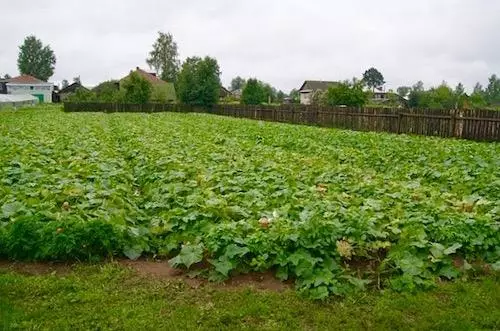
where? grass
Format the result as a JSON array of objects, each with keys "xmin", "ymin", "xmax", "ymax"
[{"xmin": 1, "ymin": 264, "xmax": 499, "ymax": 330}]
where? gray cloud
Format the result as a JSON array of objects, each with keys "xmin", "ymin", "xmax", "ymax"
[{"xmin": 1, "ymin": 0, "xmax": 499, "ymax": 92}]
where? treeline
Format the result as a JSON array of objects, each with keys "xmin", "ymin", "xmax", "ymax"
[
  {"xmin": 405, "ymin": 75, "xmax": 500, "ymax": 109},
  {"xmin": 13, "ymin": 32, "xmax": 499, "ymax": 110}
]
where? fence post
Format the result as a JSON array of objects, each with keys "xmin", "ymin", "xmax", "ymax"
[
  {"xmin": 397, "ymin": 112, "xmax": 403, "ymax": 134},
  {"xmin": 450, "ymin": 109, "xmax": 457, "ymax": 137}
]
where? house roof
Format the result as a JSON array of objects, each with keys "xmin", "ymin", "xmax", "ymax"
[
  {"xmin": 59, "ymin": 82, "xmax": 88, "ymax": 94},
  {"xmin": 299, "ymin": 80, "xmax": 338, "ymax": 92},
  {"xmin": 7, "ymin": 75, "xmax": 45, "ymax": 84},
  {"xmin": 220, "ymin": 86, "xmax": 231, "ymax": 97},
  {"xmin": 122, "ymin": 67, "xmax": 168, "ymax": 85}
]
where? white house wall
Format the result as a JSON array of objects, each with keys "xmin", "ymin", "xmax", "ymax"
[
  {"xmin": 300, "ymin": 92, "xmax": 312, "ymax": 105},
  {"xmin": 6, "ymin": 84, "xmax": 53, "ymax": 103}
]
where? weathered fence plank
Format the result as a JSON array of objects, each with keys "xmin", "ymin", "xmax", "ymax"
[{"xmin": 63, "ymin": 102, "xmax": 500, "ymax": 141}]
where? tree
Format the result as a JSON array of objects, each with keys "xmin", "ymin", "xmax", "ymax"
[
  {"xmin": 397, "ymin": 86, "xmax": 411, "ymax": 97},
  {"xmin": 61, "ymin": 79, "xmax": 69, "ymax": 89},
  {"xmin": 454, "ymin": 82, "xmax": 466, "ymax": 108},
  {"xmin": 121, "ymin": 71, "xmax": 152, "ymax": 104},
  {"xmin": 454, "ymin": 82, "xmax": 465, "ymax": 96},
  {"xmin": 409, "ymin": 82, "xmax": 456, "ymax": 109},
  {"xmin": 413, "ymin": 81, "xmax": 425, "ymax": 92},
  {"xmin": 73, "ymin": 76, "xmax": 81, "ymax": 84},
  {"xmin": 146, "ymin": 31, "xmax": 180, "ymax": 83},
  {"xmin": 362, "ymin": 68, "xmax": 385, "ymax": 91},
  {"xmin": 289, "ymin": 89, "xmax": 300, "ymax": 103},
  {"xmin": 230, "ymin": 76, "xmax": 246, "ymax": 91},
  {"xmin": 176, "ymin": 56, "xmax": 221, "ymax": 107},
  {"xmin": 17, "ymin": 35, "xmax": 56, "ymax": 81},
  {"xmin": 241, "ymin": 79, "xmax": 266, "ymax": 105},
  {"xmin": 473, "ymin": 82, "xmax": 484, "ymax": 94},
  {"xmin": 262, "ymin": 83, "xmax": 277, "ymax": 104},
  {"xmin": 485, "ymin": 74, "xmax": 500, "ymax": 105},
  {"xmin": 323, "ymin": 81, "xmax": 368, "ymax": 107},
  {"xmin": 276, "ymin": 90, "xmax": 286, "ymax": 103}
]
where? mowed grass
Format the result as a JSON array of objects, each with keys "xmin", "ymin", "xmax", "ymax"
[{"xmin": 0, "ymin": 264, "xmax": 499, "ymax": 331}]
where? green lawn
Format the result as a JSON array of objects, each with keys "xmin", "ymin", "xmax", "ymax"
[{"xmin": 1, "ymin": 263, "xmax": 499, "ymax": 331}]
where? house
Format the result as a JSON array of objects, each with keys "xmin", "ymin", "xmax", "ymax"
[
  {"xmin": 56, "ymin": 82, "xmax": 88, "ymax": 102},
  {"xmin": 370, "ymin": 88, "xmax": 408, "ymax": 107},
  {"xmin": 6, "ymin": 75, "xmax": 54, "ymax": 103},
  {"xmin": 231, "ymin": 88, "xmax": 243, "ymax": 99},
  {"xmin": 220, "ymin": 86, "xmax": 232, "ymax": 99},
  {"xmin": 298, "ymin": 80, "xmax": 338, "ymax": 105},
  {"xmin": 120, "ymin": 67, "xmax": 176, "ymax": 103}
]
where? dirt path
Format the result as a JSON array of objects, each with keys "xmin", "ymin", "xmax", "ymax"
[{"xmin": 0, "ymin": 259, "xmax": 292, "ymax": 292}]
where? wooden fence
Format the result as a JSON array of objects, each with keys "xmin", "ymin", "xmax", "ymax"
[{"xmin": 63, "ymin": 103, "xmax": 500, "ymax": 141}]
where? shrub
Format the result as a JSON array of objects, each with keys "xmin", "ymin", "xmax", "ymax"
[
  {"xmin": 241, "ymin": 79, "xmax": 266, "ymax": 105},
  {"xmin": 66, "ymin": 88, "xmax": 97, "ymax": 102},
  {"xmin": 323, "ymin": 82, "xmax": 368, "ymax": 107},
  {"xmin": 121, "ymin": 72, "xmax": 153, "ymax": 104}
]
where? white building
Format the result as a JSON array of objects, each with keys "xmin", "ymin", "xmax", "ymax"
[{"xmin": 6, "ymin": 75, "xmax": 53, "ymax": 103}]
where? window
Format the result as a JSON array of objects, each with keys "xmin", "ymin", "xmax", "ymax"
[{"xmin": 30, "ymin": 86, "xmax": 34, "ymax": 90}]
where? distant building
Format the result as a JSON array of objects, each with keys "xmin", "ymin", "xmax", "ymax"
[
  {"xmin": 220, "ymin": 86, "xmax": 232, "ymax": 99},
  {"xmin": 369, "ymin": 87, "xmax": 408, "ymax": 107},
  {"xmin": 55, "ymin": 82, "xmax": 89, "ymax": 102},
  {"xmin": 6, "ymin": 75, "xmax": 54, "ymax": 103},
  {"xmin": 231, "ymin": 88, "xmax": 243, "ymax": 99},
  {"xmin": 298, "ymin": 80, "xmax": 338, "ymax": 105}
]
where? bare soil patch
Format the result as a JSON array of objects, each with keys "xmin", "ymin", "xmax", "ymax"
[{"xmin": 0, "ymin": 259, "xmax": 292, "ymax": 292}]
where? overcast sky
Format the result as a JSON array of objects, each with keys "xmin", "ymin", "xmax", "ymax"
[{"xmin": 1, "ymin": 0, "xmax": 499, "ymax": 92}]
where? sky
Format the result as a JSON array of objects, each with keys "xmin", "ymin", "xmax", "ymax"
[{"xmin": 1, "ymin": 0, "xmax": 499, "ymax": 92}]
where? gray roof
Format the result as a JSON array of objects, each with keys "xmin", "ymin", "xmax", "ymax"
[{"xmin": 299, "ymin": 80, "xmax": 338, "ymax": 92}]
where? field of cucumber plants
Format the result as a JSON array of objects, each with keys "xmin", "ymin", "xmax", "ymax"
[{"xmin": 0, "ymin": 106, "xmax": 499, "ymax": 298}]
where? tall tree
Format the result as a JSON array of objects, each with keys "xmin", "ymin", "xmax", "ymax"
[
  {"xmin": 146, "ymin": 32, "xmax": 180, "ymax": 83},
  {"xmin": 396, "ymin": 86, "xmax": 411, "ymax": 97},
  {"xmin": 454, "ymin": 82, "xmax": 465, "ymax": 96},
  {"xmin": 73, "ymin": 76, "xmax": 81, "ymax": 84},
  {"xmin": 61, "ymin": 79, "xmax": 69, "ymax": 89},
  {"xmin": 412, "ymin": 81, "xmax": 425, "ymax": 92},
  {"xmin": 241, "ymin": 79, "xmax": 266, "ymax": 105},
  {"xmin": 362, "ymin": 67, "xmax": 385, "ymax": 91},
  {"xmin": 230, "ymin": 76, "xmax": 246, "ymax": 91},
  {"xmin": 17, "ymin": 35, "xmax": 56, "ymax": 81},
  {"xmin": 176, "ymin": 56, "xmax": 221, "ymax": 107}
]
